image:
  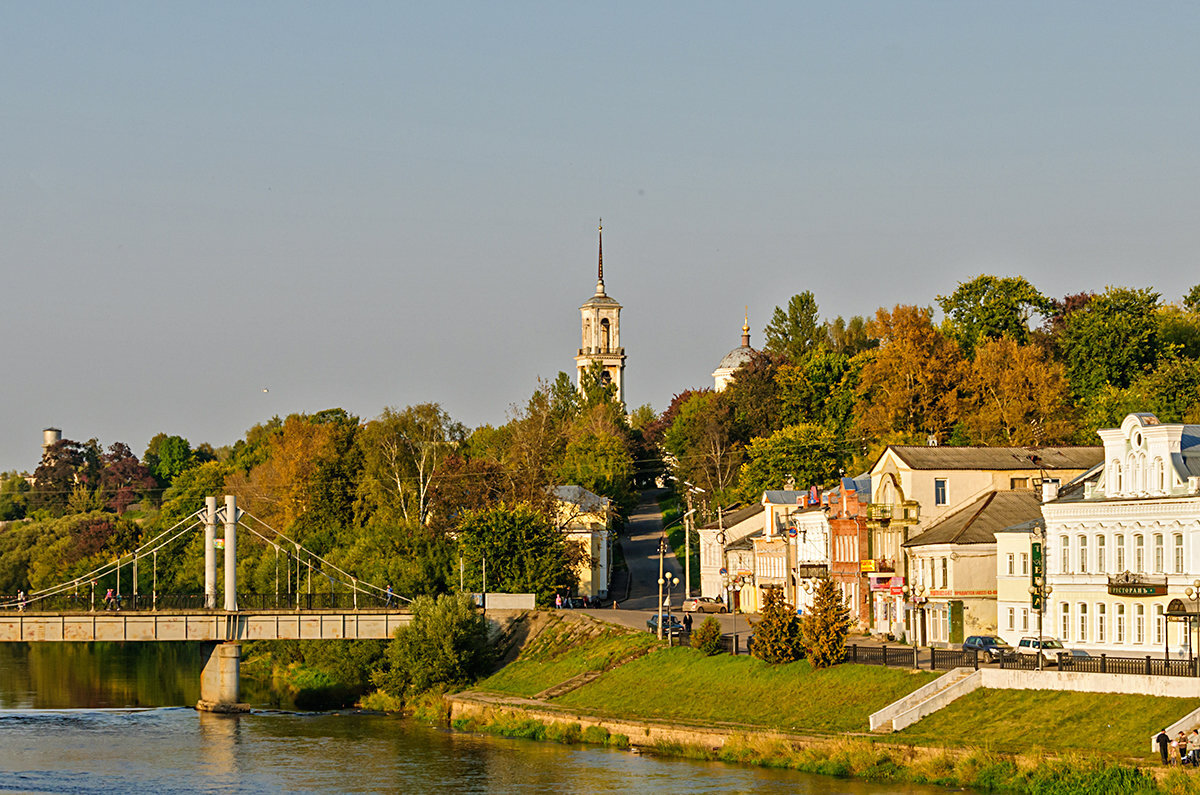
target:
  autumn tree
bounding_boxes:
[357,404,463,526]
[662,391,743,506]
[738,423,842,501]
[98,442,156,514]
[1185,284,1200,313]
[854,305,964,444]
[958,337,1075,445]
[937,274,1053,356]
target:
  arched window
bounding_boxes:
[600,319,610,352]
[583,319,591,349]
[1111,460,1124,494]
[1153,458,1166,492]
[1078,603,1088,642]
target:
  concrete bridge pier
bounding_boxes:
[196,641,249,713]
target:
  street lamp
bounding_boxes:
[1184,580,1200,670]
[659,572,681,646]
[1028,575,1054,671]
[901,582,928,646]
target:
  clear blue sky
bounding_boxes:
[3,2,1199,471]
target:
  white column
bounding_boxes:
[223,495,238,611]
[204,496,217,609]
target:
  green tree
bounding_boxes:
[1062,286,1161,400]
[456,504,580,605]
[692,616,724,656]
[937,275,1053,356]
[372,592,493,698]
[823,315,877,357]
[143,434,196,490]
[1185,284,1200,313]
[738,423,841,501]
[0,472,30,521]
[764,292,823,363]
[556,431,634,515]
[722,352,784,441]
[799,576,851,669]
[579,360,619,409]
[750,588,803,664]
[357,404,463,526]
[662,391,743,506]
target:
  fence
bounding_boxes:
[844,643,920,668]
[1,591,394,612]
[1055,652,1198,677]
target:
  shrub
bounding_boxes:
[692,616,724,655]
[372,592,494,698]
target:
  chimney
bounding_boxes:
[1041,479,1060,503]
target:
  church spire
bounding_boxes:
[596,219,604,292]
[742,307,751,348]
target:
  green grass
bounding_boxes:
[477,619,659,697]
[555,647,941,734]
[897,687,1191,761]
[659,493,700,591]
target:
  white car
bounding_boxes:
[1016,636,1065,665]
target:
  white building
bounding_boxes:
[1039,413,1200,657]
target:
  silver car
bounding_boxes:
[682,596,727,613]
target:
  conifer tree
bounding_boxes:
[750,588,803,663]
[800,575,852,669]
[692,616,724,656]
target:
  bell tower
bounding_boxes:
[574,220,626,406]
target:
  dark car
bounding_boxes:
[962,635,1014,661]
[564,596,588,609]
[645,614,685,636]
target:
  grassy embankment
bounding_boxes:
[466,615,1200,792]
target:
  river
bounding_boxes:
[0,643,948,793]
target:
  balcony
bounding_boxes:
[866,501,920,527]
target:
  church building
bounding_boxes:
[574,222,626,406]
[712,311,755,391]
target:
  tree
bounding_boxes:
[1185,284,1200,313]
[372,592,493,698]
[738,423,841,501]
[579,360,619,409]
[662,392,743,506]
[937,275,1053,356]
[824,315,877,357]
[958,338,1075,445]
[143,434,196,490]
[358,404,463,526]
[455,504,581,605]
[98,442,156,514]
[556,430,634,515]
[854,305,964,444]
[764,292,824,363]
[799,576,851,669]
[1061,286,1161,400]
[750,588,803,664]
[0,472,30,521]
[692,616,724,656]
[722,352,784,441]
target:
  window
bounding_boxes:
[1007,553,1014,575]
[1117,604,1126,643]
[1008,607,1015,631]
[1022,609,1029,631]
[1079,603,1088,642]
[1136,604,1145,645]
[1156,604,1165,645]
[1153,458,1166,492]
[940,558,948,589]
[1010,477,1029,490]
[1155,534,1164,574]
[934,479,948,506]
[1097,603,1106,643]
[1135,535,1145,573]
[1078,536,1088,574]
[1097,535,1106,574]
[1116,534,1125,572]
[1176,534,1184,574]
[1061,603,1070,640]
[1020,552,1029,575]
[1060,536,1070,574]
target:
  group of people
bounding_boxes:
[1156,728,1200,765]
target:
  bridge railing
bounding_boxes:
[1,592,396,612]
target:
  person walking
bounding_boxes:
[1179,731,1190,765]
[104,588,115,611]
[16,590,25,612]
[683,613,693,635]
[1157,728,1171,765]
[385,585,394,608]
[1188,729,1200,766]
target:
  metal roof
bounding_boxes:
[699,502,763,530]
[883,445,1103,472]
[903,490,1042,547]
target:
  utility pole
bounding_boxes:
[657,535,666,639]
[684,489,693,600]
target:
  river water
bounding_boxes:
[0,643,947,794]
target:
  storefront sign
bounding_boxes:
[1108,583,1168,596]
[860,559,876,573]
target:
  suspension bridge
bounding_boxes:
[0,496,411,712]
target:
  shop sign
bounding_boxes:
[860,559,876,573]
[1108,583,1168,596]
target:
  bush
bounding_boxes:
[372,592,494,698]
[693,616,724,656]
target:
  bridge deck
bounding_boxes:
[0,610,412,643]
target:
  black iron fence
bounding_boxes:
[844,643,921,668]
[1055,652,1198,677]
[930,647,979,670]
[0,592,396,612]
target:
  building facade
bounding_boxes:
[828,476,871,627]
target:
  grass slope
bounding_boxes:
[478,617,658,697]
[897,687,1191,760]
[556,647,941,734]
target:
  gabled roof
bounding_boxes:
[550,485,610,513]
[880,445,1103,472]
[903,489,1042,547]
[762,490,809,505]
[699,502,763,530]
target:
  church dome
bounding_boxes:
[712,312,755,392]
[717,344,755,371]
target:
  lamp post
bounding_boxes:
[657,535,668,639]
[901,582,928,646]
[660,572,681,646]
[683,483,705,600]
[1028,575,1054,671]
[1184,580,1200,673]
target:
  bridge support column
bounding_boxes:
[204,496,217,609]
[196,641,249,713]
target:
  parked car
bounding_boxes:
[564,596,588,609]
[1057,648,1092,667]
[682,596,727,614]
[1016,636,1065,665]
[962,635,1014,661]
[645,614,685,636]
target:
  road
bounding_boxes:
[614,489,682,610]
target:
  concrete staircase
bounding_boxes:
[869,668,981,733]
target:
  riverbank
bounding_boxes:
[441,611,1200,793]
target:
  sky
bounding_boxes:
[3,2,1200,472]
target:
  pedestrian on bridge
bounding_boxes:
[104,588,115,610]
[17,591,25,612]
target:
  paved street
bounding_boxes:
[614,489,682,610]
